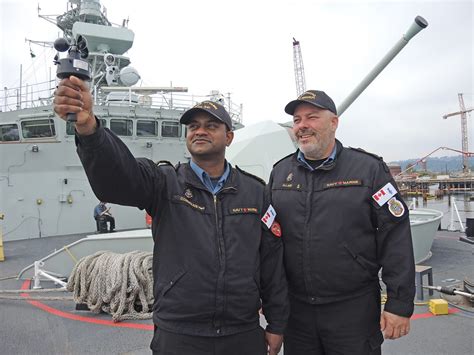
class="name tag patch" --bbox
[230,207,259,214]
[261,204,276,228]
[280,183,302,189]
[325,179,362,189]
[372,182,397,206]
[174,195,205,211]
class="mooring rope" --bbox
[66,250,154,322]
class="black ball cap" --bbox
[285,90,337,115]
[180,101,233,130]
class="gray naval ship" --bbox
[0,0,242,242]
[1,4,473,355]
[1,2,445,277]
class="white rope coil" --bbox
[66,250,154,322]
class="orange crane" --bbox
[396,146,474,177]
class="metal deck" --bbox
[1,231,473,354]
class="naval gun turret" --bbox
[337,16,428,115]
[229,16,430,183]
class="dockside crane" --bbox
[292,38,306,97]
[443,93,473,173]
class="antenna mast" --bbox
[292,37,306,97]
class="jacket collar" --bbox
[182,162,238,194]
[293,139,343,171]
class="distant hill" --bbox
[389,156,474,173]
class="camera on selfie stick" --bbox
[53,35,91,122]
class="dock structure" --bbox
[395,176,474,196]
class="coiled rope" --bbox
[66,250,154,322]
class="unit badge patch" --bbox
[388,197,405,217]
[270,221,282,238]
[286,172,293,182]
[184,188,193,199]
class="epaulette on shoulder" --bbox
[348,147,384,161]
[235,166,266,185]
[155,160,173,167]
[273,152,294,168]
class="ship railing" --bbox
[95,89,243,124]
[1,79,55,112]
[1,81,243,125]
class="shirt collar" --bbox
[297,143,337,171]
[189,160,231,194]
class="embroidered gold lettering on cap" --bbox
[197,102,218,111]
[299,91,316,100]
[286,172,293,182]
[325,180,362,188]
[184,188,193,199]
[388,197,405,217]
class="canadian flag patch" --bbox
[372,182,397,206]
[261,204,276,228]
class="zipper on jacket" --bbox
[212,187,236,332]
[212,192,224,331]
[303,173,316,301]
[214,194,222,265]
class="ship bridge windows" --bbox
[21,119,56,138]
[0,123,20,141]
[66,119,107,135]
[137,120,158,137]
[161,121,181,138]
[110,118,133,136]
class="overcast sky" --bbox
[1,0,472,162]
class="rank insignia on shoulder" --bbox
[270,221,282,237]
[388,197,405,217]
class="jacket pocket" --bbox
[160,269,187,298]
[343,243,379,276]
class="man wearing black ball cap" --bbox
[267,89,415,354]
[54,76,288,355]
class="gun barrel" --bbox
[337,16,428,116]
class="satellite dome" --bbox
[119,66,140,86]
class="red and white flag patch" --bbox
[261,204,276,228]
[372,182,397,206]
